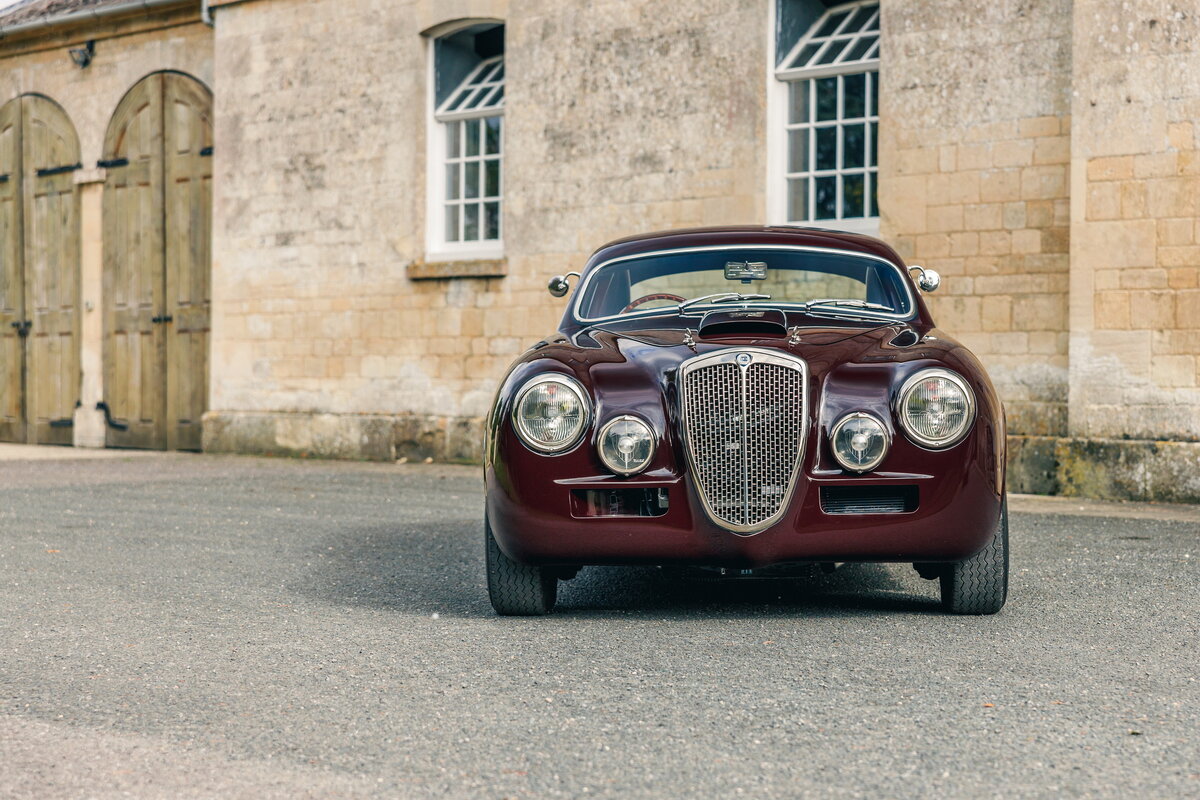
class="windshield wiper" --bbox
[677,292,772,312]
[804,298,895,313]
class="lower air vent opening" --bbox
[571,488,669,518]
[820,485,918,514]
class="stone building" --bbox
[0,0,1197,502]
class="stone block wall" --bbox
[204,0,767,460]
[879,0,1073,437]
[1069,0,1200,443]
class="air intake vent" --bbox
[820,485,918,514]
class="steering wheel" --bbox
[623,292,686,313]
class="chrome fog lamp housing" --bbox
[512,374,591,453]
[597,415,656,476]
[897,368,976,449]
[830,412,889,473]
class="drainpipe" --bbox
[0,0,196,38]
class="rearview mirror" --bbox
[908,265,941,293]
[547,271,581,298]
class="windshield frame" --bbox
[570,244,919,325]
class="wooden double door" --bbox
[103,72,212,450]
[0,95,81,445]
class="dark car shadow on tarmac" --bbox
[299,521,943,619]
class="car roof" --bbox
[585,225,907,270]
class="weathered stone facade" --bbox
[1,0,1198,501]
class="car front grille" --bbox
[680,349,808,534]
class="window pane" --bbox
[787,177,808,221]
[815,77,837,121]
[788,81,810,124]
[869,174,878,217]
[795,42,823,67]
[446,163,460,200]
[446,121,460,158]
[464,162,480,199]
[815,176,837,219]
[485,117,501,154]
[844,74,866,119]
[491,85,505,105]
[843,174,865,218]
[839,7,866,33]
[493,62,505,81]
[484,202,500,240]
[846,36,875,63]
[815,126,837,171]
[787,129,809,173]
[843,124,865,169]
[466,120,480,156]
[870,121,878,166]
[871,72,879,116]
[815,11,848,38]
[464,204,480,241]
[445,204,460,242]
[821,38,854,65]
[484,158,500,197]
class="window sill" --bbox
[407,258,507,280]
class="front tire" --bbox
[485,516,557,616]
[940,497,1009,615]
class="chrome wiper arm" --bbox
[805,298,895,312]
[677,292,772,312]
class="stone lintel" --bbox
[407,259,507,281]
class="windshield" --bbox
[574,246,914,321]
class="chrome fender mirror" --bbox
[547,271,581,298]
[908,265,941,293]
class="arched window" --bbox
[774,1,879,231]
[426,22,504,260]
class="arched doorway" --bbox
[0,94,81,445]
[102,71,212,450]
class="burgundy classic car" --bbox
[484,226,1008,616]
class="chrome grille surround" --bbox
[679,348,809,535]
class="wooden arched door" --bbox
[0,94,81,445]
[102,72,212,450]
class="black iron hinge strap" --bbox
[95,401,129,431]
[36,163,82,177]
[97,157,128,169]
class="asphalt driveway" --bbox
[1,452,1197,798]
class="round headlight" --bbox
[897,368,976,449]
[597,415,656,476]
[512,374,590,453]
[830,412,889,473]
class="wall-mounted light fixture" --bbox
[69,40,94,69]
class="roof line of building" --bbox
[0,0,204,39]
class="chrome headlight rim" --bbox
[829,411,890,474]
[896,367,977,450]
[596,414,657,476]
[511,373,592,454]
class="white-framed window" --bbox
[770,1,880,234]
[425,24,504,261]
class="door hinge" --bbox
[95,401,129,431]
[151,314,173,324]
[48,418,74,428]
[97,157,128,169]
[36,163,82,177]
[10,320,31,337]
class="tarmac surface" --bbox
[1,449,1197,798]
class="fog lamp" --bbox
[830,412,889,473]
[597,415,656,476]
